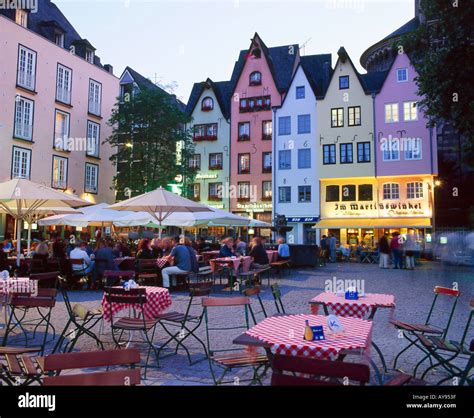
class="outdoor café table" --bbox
[114,256,135,267]
[309,292,395,381]
[101,286,172,322]
[359,250,378,264]
[156,257,169,269]
[209,257,251,290]
[201,251,220,263]
[234,313,372,361]
[266,250,278,263]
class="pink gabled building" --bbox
[230,33,299,224]
[0,1,119,238]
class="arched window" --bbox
[201,97,214,111]
[249,71,262,86]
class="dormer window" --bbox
[15,9,28,27]
[55,33,65,48]
[249,71,262,86]
[201,97,214,111]
[85,49,94,64]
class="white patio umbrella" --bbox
[109,187,213,238]
[248,219,271,227]
[0,179,90,265]
[39,202,152,229]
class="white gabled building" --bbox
[273,55,332,244]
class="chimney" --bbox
[104,64,114,75]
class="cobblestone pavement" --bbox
[1,261,472,385]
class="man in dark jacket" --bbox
[378,233,391,269]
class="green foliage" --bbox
[105,87,196,199]
[397,0,474,167]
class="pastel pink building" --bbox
[0,3,119,238]
[230,33,299,223]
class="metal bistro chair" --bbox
[102,270,135,288]
[40,348,141,386]
[2,272,59,355]
[270,283,286,315]
[136,259,159,286]
[156,281,213,365]
[414,297,474,385]
[68,258,92,289]
[243,286,268,325]
[391,286,460,370]
[52,277,104,354]
[202,296,268,385]
[105,287,160,378]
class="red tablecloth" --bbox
[245,314,372,360]
[309,292,395,319]
[156,258,169,269]
[101,286,172,322]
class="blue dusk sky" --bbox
[55,0,415,102]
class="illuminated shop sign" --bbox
[236,202,272,212]
[287,217,319,223]
[196,173,218,180]
[323,200,429,218]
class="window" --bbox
[340,143,353,164]
[357,142,371,163]
[188,184,200,201]
[17,45,36,90]
[359,184,373,201]
[54,110,70,150]
[331,108,344,127]
[189,154,201,170]
[341,185,356,201]
[238,182,250,200]
[15,9,28,27]
[326,185,339,202]
[262,152,272,173]
[85,49,94,64]
[339,76,349,89]
[396,68,408,82]
[278,116,291,135]
[85,163,98,193]
[238,122,250,141]
[251,48,261,58]
[296,86,305,99]
[385,103,399,123]
[239,95,270,112]
[383,183,400,200]
[278,187,291,203]
[14,97,34,141]
[323,144,336,165]
[403,101,418,121]
[348,106,361,126]
[56,64,72,104]
[86,121,100,157]
[262,120,272,140]
[208,183,222,201]
[238,153,250,174]
[249,71,262,86]
[193,123,217,141]
[404,137,422,160]
[278,150,291,170]
[88,79,102,116]
[298,149,311,169]
[201,97,213,111]
[382,138,400,161]
[52,156,68,189]
[297,114,311,134]
[262,181,272,201]
[407,182,424,199]
[298,186,311,202]
[55,33,65,48]
[209,153,223,170]
[11,147,31,179]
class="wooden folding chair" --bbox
[68,258,92,289]
[202,296,268,385]
[40,348,141,386]
[391,286,460,370]
[0,346,43,386]
[156,281,213,365]
[136,259,159,285]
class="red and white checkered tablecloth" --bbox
[309,292,395,319]
[209,257,251,274]
[246,314,372,360]
[156,258,169,269]
[101,286,172,322]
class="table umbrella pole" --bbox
[27,223,32,256]
[16,218,21,268]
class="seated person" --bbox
[70,241,95,288]
[94,239,118,287]
[277,237,290,261]
[235,237,247,256]
[160,237,173,257]
[249,237,269,269]
[32,242,49,269]
[219,237,235,258]
[161,236,197,288]
[136,238,154,259]
[151,238,164,258]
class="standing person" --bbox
[404,231,416,270]
[329,234,337,263]
[248,237,269,269]
[219,237,235,258]
[320,235,328,260]
[161,236,196,288]
[390,232,402,269]
[378,233,391,269]
[277,237,290,261]
[235,237,247,256]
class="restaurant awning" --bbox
[313,218,432,229]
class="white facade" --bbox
[274,65,320,244]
